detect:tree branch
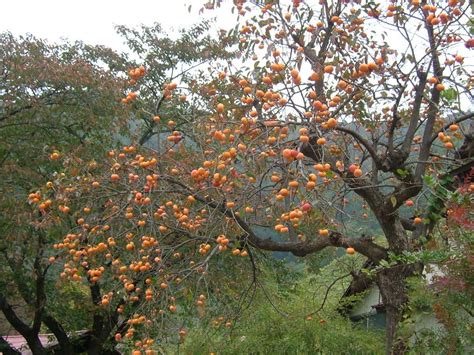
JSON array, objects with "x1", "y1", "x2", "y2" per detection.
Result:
[
  {"x1": 334, "y1": 126, "x2": 381, "y2": 167},
  {"x1": 32, "y1": 230, "x2": 46, "y2": 334},
  {"x1": 430, "y1": 111, "x2": 474, "y2": 145},
  {"x1": 399, "y1": 70, "x2": 427, "y2": 159},
  {"x1": 400, "y1": 218, "x2": 416, "y2": 231},
  {"x1": 42, "y1": 314, "x2": 74, "y2": 354},
  {"x1": 0, "y1": 294, "x2": 32, "y2": 338},
  {"x1": 0, "y1": 294, "x2": 45, "y2": 355},
  {"x1": 414, "y1": 13, "x2": 444, "y2": 181},
  {"x1": 246, "y1": 229, "x2": 387, "y2": 262},
  {"x1": 162, "y1": 177, "x2": 387, "y2": 262},
  {"x1": 387, "y1": 88, "x2": 404, "y2": 156}
]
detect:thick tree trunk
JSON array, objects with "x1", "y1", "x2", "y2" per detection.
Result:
[
  {"x1": 377, "y1": 265, "x2": 414, "y2": 355},
  {"x1": 23, "y1": 332, "x2": 46, "y2": 355},
  {"x1": 87, "y1": 322, "x2": 120, "y2": 355},
  {"x1": 0, "y1": 294, "x2": 45, "y2": 355},
  {"x1": 385, "y1": 305, "x2": 408, "y2": 355},
  {"x1": 42, "y1": 314, "x2": 75, "y2": 354},
  {"x1": 87, "y1": 341, "x2": 120, "y2": 355},
  {"x1": 87, "y1": 337, "x2": 103, "y2": 355}
]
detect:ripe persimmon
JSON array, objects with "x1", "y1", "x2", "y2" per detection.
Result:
[
  {"x1": 324, "y1": 65, "x2": 334, "y2": 74},
  {"x1": 317, "y1": 137, "x2": 326, "y2": 145},
  {"x1": 319, "y1": 229, "x2": 329, "y2": 237},
  {"x1": 353, "y1": 168, "x2": 363, "y2": 177}
]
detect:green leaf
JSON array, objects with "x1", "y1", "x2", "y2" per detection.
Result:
[
  {"x1": 441, "y1": 88, "x2": 458, "y2": 102},
  {"x1": 391, "y1": 196, "x2": 397, "y2": 208},
  {"x1": 423, "y1": 174, "x2": 435, "y2": 187},
  {"x1": 396, "y1": 168, "x2": 409, "y2": 179},
  {"x1": 468, "y1": 16, "x2": 474, "y2": 34}
]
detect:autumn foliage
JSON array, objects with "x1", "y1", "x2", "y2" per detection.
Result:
[{"x1": 1, "y1": 1, "x2": 473, "y2": 354}]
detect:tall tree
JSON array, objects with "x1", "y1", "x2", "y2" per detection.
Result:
[
  {"x1": 0, "y1": 32, "x2": 128, "y2": 354},
  {"x1": 0, "y1": 21, "x2": 238, "y2": 354},
  {"x1": 19, "y1": 1, "x2": 474, "y2": 354}
]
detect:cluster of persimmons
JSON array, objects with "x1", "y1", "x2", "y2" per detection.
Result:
[{"x1": 28, "y1": 0, "x2": 471, "y2": 353}]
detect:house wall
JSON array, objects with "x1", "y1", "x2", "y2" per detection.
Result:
[
  {"x1": 348, "y1": 281, "x2": 445, "y2": 334},
  {"x1": 350, "y1": 286, "x2": 380, "y2": 318}
]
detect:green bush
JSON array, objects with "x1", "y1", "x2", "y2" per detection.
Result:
[
  {"x1": 166, "y1": 256, "x2": 385, "y2": 354},
  {"x1": 178, "y1": 313, "x2": 384, "y2": 354}
]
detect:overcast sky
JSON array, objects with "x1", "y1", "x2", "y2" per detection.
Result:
[{"x1": 0, "y1": 0, "x2": 227, "y2": 51}]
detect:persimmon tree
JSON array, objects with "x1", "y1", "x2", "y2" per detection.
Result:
[
  {"x1": 21, "y1": 0, "x2": 474, "y2": 354},
  {"x1": 0, "y1": 26, "x2": 239, "y2": 355},
  {"x1": 114, "y1": 21, "x2": 238, "y2": 145},
  {"x1": 0, "y1": 32, "x2": 133, "y2": 354}
]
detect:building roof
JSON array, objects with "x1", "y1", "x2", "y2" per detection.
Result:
[{"x1": 1, "y1": 334, "x2": 58, "y2": 354}]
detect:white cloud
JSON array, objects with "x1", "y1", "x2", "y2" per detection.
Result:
[{"x1": 0, "y1": 0, "x2": 229, "y2": 50}]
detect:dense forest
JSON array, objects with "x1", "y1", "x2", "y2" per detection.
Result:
[{"x1": 1, "y1": 1, "x2": 473, "y2": 354}]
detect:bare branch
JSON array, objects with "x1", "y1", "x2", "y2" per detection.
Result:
[{"x1": 334, "y1": 126, "x2": 381, "y2": 167}]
